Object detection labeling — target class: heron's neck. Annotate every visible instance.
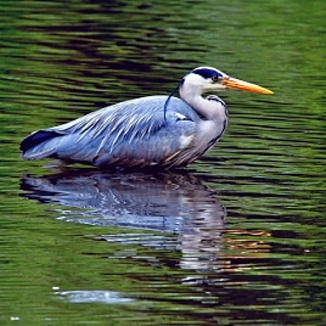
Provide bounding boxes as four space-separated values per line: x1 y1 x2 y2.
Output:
180 88 224 122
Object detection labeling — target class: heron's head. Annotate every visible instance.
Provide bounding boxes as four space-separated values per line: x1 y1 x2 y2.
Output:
182 66 273 95
163 66 273 119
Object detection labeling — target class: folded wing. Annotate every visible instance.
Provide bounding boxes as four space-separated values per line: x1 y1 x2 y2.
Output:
21 96 198 168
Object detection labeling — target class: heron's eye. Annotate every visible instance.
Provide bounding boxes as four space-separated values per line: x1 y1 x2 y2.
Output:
211 75 221 83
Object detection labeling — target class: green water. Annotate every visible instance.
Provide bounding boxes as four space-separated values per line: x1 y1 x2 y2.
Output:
0 0 325 325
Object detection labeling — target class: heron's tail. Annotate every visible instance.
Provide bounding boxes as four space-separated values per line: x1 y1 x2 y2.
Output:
20 129 64 160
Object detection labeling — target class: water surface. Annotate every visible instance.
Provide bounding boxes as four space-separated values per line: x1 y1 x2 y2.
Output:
0 0 325 325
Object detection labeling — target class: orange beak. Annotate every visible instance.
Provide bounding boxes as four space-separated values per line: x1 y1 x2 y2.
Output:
221 77 273 95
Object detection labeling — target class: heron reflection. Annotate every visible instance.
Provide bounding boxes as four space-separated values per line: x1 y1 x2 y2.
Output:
21 170 225 271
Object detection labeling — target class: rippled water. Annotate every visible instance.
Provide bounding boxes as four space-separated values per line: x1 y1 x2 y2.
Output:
0 0 325 325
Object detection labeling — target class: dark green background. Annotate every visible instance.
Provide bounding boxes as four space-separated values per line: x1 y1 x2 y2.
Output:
0 0 325 325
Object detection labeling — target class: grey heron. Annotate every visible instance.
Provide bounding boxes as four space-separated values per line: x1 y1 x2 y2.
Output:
20 67 273 169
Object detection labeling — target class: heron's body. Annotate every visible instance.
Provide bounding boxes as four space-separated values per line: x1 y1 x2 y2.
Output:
21 67 272 169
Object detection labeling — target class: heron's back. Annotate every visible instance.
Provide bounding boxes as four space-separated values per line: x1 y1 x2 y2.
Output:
21 96 201 168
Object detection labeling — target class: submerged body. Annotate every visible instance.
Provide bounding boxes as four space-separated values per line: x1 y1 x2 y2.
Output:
21 95 227 168
21 67 272 169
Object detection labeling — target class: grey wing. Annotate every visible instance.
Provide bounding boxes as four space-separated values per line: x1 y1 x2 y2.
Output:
22 96 199 168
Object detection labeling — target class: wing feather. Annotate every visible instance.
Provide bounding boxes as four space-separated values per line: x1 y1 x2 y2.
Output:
22 95 199 168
